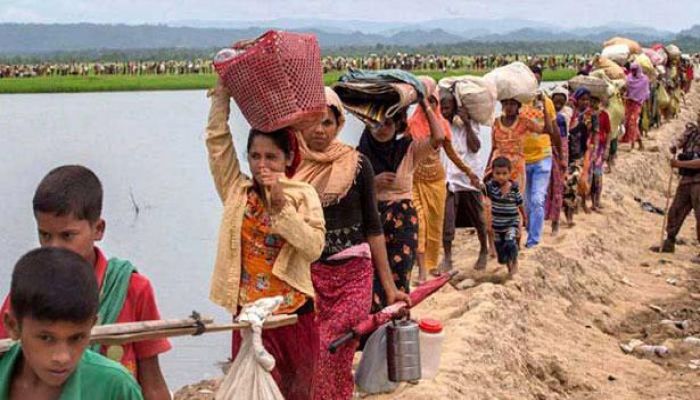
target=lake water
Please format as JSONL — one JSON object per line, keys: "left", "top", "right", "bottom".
{"left": 0, "top": 84, "right": 558, "bottom": 389}
{"left": 0, "top": 89, "right": 370, "bottom": 389}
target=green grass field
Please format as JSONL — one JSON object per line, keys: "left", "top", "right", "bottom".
{"left": 0, "top": 69, "right": 577, "bottom": 94}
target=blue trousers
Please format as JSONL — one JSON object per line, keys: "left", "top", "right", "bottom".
{"left": 525, "top": 156, "right": 552, "bottom": 247}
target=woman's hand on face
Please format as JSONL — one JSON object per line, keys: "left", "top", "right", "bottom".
{"left": 374, "top": 172, "right": 396, "bottom": 189}
{"left": 259, "top": 168, "right": 286, "bottom": 213}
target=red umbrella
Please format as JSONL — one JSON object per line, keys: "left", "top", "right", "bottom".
{"left": 328, "top": 270, "right": 457, "bottom": 353}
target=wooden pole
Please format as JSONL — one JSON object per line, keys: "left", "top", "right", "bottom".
{"left": 660, "top": 169, "right": 675, "bottom": 251}
{"left": 0, "top": 314, "right": 297, "bottom": 354}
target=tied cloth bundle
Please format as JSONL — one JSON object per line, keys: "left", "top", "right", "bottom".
{"left": 216, "top": 297, "right": 286, "bottom": 400}
{"left": 333, "top": 69, "right": 426, "bottom": 128}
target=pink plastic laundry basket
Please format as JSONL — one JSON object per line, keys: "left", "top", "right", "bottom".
{"left": 214, "top": 30, "right": 326, "bottom": 133}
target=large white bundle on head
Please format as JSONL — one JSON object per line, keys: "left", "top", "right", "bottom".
{"left": 568, "top": 75, "right": 609, "bottom": 99}
{"left": 602, "top": 44, "right": 631, "bottom": 66}
{"left": 215, "top": 296, "right": 285, "bottom": 400}
{"left": 484, "top": 62, "right": 539, "bottom": 104}
{"left": 665, "top": 44, "right": 682, "bottom": 59}
{"left": 438, "top": 75, "right": 497, "bottom": 125}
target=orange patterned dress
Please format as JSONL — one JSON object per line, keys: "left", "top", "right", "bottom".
{"left": 491, "top": 116, "right": 533, "bottom": 191}
{"left": 239, "top": 190, "right": 307, "bottom": 314}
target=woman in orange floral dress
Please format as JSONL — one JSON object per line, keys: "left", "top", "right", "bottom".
{"left": 486, "top": 98, "right": 546, "bottom": 251}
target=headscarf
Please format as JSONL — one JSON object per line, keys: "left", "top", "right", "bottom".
{"left": 286, "top": 130, "right": 301, "bottom": 178}
{"left": 550, "top": 85, "right": 569, "bottom": 103}
{"left": 294, "top": 87, "right": 359, "bottom": 206}
{"left": 357, "top": 115, "right": 412, "bottom": 176}
{"left": 573, "top": 87, "right": 591, "bottom": 102}
{"left": 406, "top": 76, "right": 452, "bottom": 141}
{"left": 626, "top": 62, "right": 650, "bottom": 104}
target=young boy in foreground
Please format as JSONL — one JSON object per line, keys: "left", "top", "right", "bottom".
{"left": 485, "top": 157, "right": 527, "bottom": 276}
{"left": 0, "top": 247, "right": 143, "bottom": 399}
{"left": 0, "top": 165, "right": 171, "bottom": 400}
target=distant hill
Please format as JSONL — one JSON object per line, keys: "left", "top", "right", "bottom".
{"left": 0, "top": 21, "right": 696, "bottom": 58}
{"left": 169, "top": 18, "right": 562, "bottom": 36}
{"left": 679, "top": 25, "right": 700, "bottom": 38}
{"left": 0, "top": 23, "right": 468, "bottom": 54}
{"left": 473, "top": 27, "right": 674, "bottom": 44}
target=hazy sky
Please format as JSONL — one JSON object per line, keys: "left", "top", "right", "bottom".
{"left": 0, "top": 0, "right": 697, "bottom": 32}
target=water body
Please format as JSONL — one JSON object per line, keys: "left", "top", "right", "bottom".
{"left": 0, "top": 84, "right": 559, "bottom": 388}
{"left": 0, "top": 89, "right": 369, "bottom": 389}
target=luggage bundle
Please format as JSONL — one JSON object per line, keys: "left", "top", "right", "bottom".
{"left": 591, "top": 56, "right": 626, "bottom": 80}
{"left": 568, "top": 75, "right": 609, "bottom": 99}
{"left": 603, "top": 37, "right": 642, "bottom": 55}
{"left": 438, "top": 75, "right": 497, "bottom": 125}
{"left": 483, "top": 62, "right": 539, "bottom": 104}
{"left": 665, "top": 44, "right": 682, "bottom": 60}
{"left": 333, "top": 69, "right": 425, "bottom": 127}
{"left": 643, "top": 48, "right": 667, "bottom": 66}
{"left": 589, "top": 70, "right": 626, "bottom": 97}
{"left": 601, "top": 44, "right": 631, "bottom": 66}
{"left": 213, "top": 30, "right": 326, "bottom": 133}
{"left": 634, "top": 53, "right": 658, "bottom": 80}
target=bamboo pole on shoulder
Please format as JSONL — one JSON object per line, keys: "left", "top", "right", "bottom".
{"left": 0, "top": 314, "right": 297, "bottom": 355}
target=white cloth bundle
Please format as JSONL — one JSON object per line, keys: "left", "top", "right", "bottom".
{"left": 215, "top": 297, "right": 285, "bottom": 400}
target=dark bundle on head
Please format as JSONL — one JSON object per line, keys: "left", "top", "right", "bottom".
{"left": 10, "top": 247, "right": 98, "bottom": 323}
{"left": 362, "top": 110, "right": 409, "bottom": 136}
{"left": 33, "top": 165, "right": 103, "bottom": 222}
{"left": 246, "top": 128, "right": 301, "bottom": 177}
{"left": 492, "top": 156, "right": 512, "bottom": 171}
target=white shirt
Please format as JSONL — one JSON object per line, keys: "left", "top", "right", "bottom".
{"left": 441, "top": 120, "right": 492, "bottom": 192}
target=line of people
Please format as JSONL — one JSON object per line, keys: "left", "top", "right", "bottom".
{"left": 0, "top": 53, "right": 695, "bottom": 400}
{"left": 5, "top": 52, "right": 677, "bottom": 79}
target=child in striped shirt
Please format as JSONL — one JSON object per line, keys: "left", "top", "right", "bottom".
{"left": 485, "top": 157, "right": 527, "bottom": 276}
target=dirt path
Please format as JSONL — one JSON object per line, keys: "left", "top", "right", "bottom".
{"left": 175, "top": 83, "right": 700, "bottom": 400}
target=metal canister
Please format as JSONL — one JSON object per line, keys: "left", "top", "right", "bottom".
{"left": 386, "top": 319, "right": 422, "bottom": 382}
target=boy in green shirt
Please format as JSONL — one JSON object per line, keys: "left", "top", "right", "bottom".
{"left": 0, "top": 247, "right": 143, "bottom": 400}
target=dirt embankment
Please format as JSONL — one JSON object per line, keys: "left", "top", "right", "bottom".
{"left": 176, "top": 83, "right": 700, "bottom": 400}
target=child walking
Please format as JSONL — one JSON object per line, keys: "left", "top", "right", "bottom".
{"left": 485, "top": 157, "right": 527, "bottom": 276}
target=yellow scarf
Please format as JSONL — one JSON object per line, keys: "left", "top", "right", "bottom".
{"left": 294, "top": 87, "right": 359, "bottom": 206}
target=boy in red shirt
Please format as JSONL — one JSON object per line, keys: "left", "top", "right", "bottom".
{"left": 0, "top": 165, "right": 171, "bottom": 400}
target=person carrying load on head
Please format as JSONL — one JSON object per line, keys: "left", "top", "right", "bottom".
{"left": 621, "top": 63, "right": 650, "bottom": 151}
{"left": 436, "top": 85, "right": 492, "bottom": 272}
{"left": 406, "top": 76, "right": 482, "bottom": 280}
{"left": 338, "top": 72, "right": 445, "bottom": 312}
{"left": 205, "top": 78, "right": 326, "bottom": 400}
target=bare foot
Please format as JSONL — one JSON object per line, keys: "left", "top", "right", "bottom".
{"left": 413, "top": 271, "right": 427, "bottom": 286}
{"left": 431, "top": 259, "right": 452, "bottom": 276}
{"left": 508, "top": 259, "right": 519, "bottom": 276}
{"left": 474, "top": 252, "right": 488, "bottom": 270}
{"left": 552, "top": 221, "right": 560, "bottom": 236}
